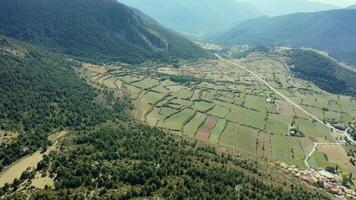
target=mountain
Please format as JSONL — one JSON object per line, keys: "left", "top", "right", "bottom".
{"left": 213, "top": 9, "right": 356, "bottom": 64}
{"left": 0, "top": 0, "right": 208, "bottom": 63}
{"left": 288, "top": 49, "right": 356, "bottom": 96}
{"left": 0, "top": 36, "right": 331, "bottom": 200}
{"left": 236, "top": 0, "right": 338, "bottom": 16}
{"left": 0, "top": 35, "right": 122, "bottom": 168}
{"left": 348, "top": 4, "right": 356, "bottom": 9}
{"left": 118, "top": 0, "right": 261, "bottom": 37}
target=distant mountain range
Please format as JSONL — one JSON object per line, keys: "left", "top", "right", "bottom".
{"left": 0, "top": 0, "right": 208, "bottom": 63}
{"left": 236, "top": 0, "right": 338, "bottom": 16}
{"left": 118, "top": 0, "right": 261, "bottom": 37}
{"left": 348, "top": 4, "right": 356, "bottom": 9}
{"left": 213, "top": 9, "right": 356, "bottom": 64}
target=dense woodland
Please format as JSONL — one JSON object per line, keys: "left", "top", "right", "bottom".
{"left": 0, "top": 0, "right": 209, "bottom": 64}
{"left": 289, "top": 49, "right": 356, "bottom": 96}
{"left": 1, "top": 124, "right": 330, "bottom": 199}
{"left": 0, "top": 37, "right": 125, "bottom": 169}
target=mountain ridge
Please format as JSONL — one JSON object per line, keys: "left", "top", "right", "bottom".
{"left": 118, "top": 0, "right": 261, "bottom": 37}
{"left": 0, "top": 0, "right": 209, "bottom": 63}
{"left": 212, "top": 9, "right": 356, "bottom": 65}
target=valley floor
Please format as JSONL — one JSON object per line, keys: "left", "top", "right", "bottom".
{"left": 78, "top": 49, "right": 356, "bottom": 189}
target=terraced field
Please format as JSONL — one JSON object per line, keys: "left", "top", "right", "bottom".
{"left": 81, "top": 50, "right": 355, "bottom": 177}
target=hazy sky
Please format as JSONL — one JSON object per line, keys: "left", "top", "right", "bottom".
{"left": 310, "top": 0, "right": 356, "bottom": 7}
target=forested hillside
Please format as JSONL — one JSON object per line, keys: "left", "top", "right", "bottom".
{"left": 213, "top": 9, "right": 356, "bottom": 64}
{"left": 0, "top": 36, "right": 125, "bottom": 170}
{"left": 0, "top": 0, "right": 209, "bottom": 63}
{"left": 1, "top": 124, "right": 330, "bottom": 199}
{"left": 288, "top": 49, "right": 356, "bottom": 96}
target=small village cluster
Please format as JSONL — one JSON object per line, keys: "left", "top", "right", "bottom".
{"left": 279, "top": 162, "right": 356, "bottom": 199}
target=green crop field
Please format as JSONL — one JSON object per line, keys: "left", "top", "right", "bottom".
{"left": 208, "top": 105, "right": 230, "bottom": 118}
{"left": 146, "top": 107, "right": 163, "bottom": 126}
{"left": 191, "top": 101, "right": 214, "bottom": 112}
{"left": 295, "top": 118, "right": 333, "bottom": 141}
{"left": 266, "top": 114, "right": 292, "bottom": 136}
{"left": 236, "top": 126, "right": 259, "bottom": 155}
{"left": 245, "top": 95, "right": 266, "bottom": 112}
{"left": 132, "top": 78, "right": 159, "bottom": 89}
{"left": 140, "top": 92, "right": 166, "bottom": 105}
{"left": 219, "top": 122, "right": 239, "bottom": 148}
{"left": 209, "top": 119, "right": 226, "bottom": 143}
{"left": 175, "top": 88, "right": 194, "bottom": 99}
{"left": 89, "top": 50, "right": 355, "bottom": 180}
{"left": 183, "top": 112, "right": 206, "bottom": 137}
{"left": 227, "top": 107, "right": 265, "bottom": 129}
{"left": 125, "top": 85, "right": 142, "bottom": 99}
{"left": 164, "top": 109, "right": 196, "bottom": 131}
{"left": 159, "top": 107, "right": 179, "bottom": 117}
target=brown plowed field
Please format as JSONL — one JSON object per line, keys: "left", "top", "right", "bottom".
{"left": 196, "top": 116, "right": 217, "bottom": 141}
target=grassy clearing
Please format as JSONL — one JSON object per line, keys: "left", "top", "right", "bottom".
{"left": 219, "top": 122, "right": 239, "bottom": 149}
{"left": 266, "top": 114, "right": 292, "bottom": 136}
{"left": 164, "top": 109, "right": 196, "bottom": 131}
{"left": 209, "top": 119, "right": 226, "bottom": 143}
{"left": 183, "top": 113, "right": 206, "bottom": 137}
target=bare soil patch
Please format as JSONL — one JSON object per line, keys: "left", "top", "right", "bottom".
{"left": 0, "top": 131, "right": 67, "bottom": 187}
{"left": 196, "top": 117, "right": 218, "bottom": 142}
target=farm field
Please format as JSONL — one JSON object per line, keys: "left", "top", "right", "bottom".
{"left": 82, "top": 50, "right": 355, "bottom": 175}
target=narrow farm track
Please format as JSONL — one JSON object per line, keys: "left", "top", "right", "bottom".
{"left": 304, "top": 143, "right": 342, "bottom": 169}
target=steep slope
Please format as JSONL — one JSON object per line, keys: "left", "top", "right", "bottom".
{"left": 0, "top": 0, "right": 208, "bottom": 63}
{"left": 0, "top": 35, "right": 123, "bottom": 170}
{"left": 119, "top": 0, "right": 261, "bottom": 37}
{"left": 1, "top": 123, "right": 331, "bottom": 199}
{"left": 213, "top": 9, "right": 356, "bottom": 64}
{"left": 288, "top": 49, "right": 356, "bottom": 96}
{"left": 237, "top": 0, "right": 337, "bottom": 16}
